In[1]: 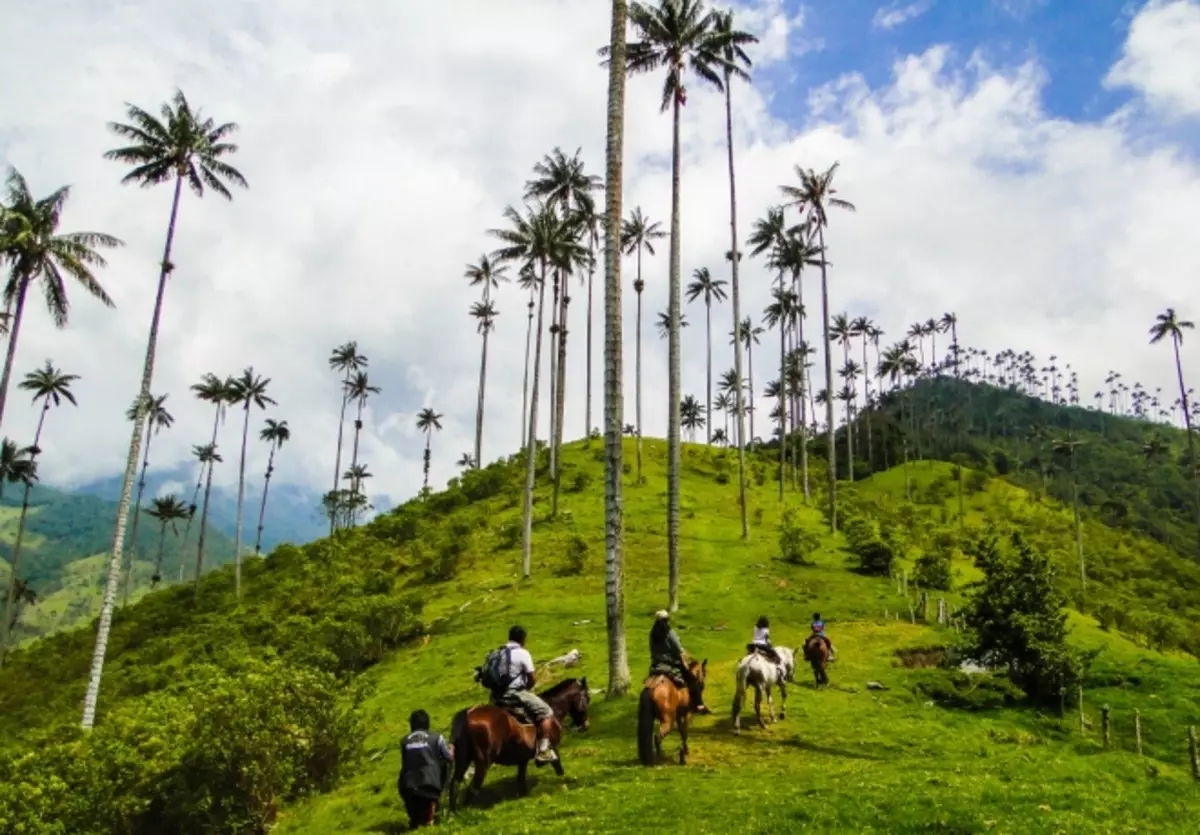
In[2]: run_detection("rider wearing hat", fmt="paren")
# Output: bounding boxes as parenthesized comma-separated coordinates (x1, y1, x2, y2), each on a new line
(648, 610, 710, 714)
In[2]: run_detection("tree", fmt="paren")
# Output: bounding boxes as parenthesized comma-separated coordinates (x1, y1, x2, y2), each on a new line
(86, 90, 247, 730)
(763, 287, 799, 500)
(1052, 433, 1087, 606)
(777, 227, 824, 498)
(780, 162, 856, 533)
(145, 495, 188, 587)
(416, 408, 443, 495)
(941, 311, 959, 377)
(226, 368, 275, 597)
(191, 443, 222, 585)
(254, 418, 290, 555)
(121, 393, 173, 606)
(328, 342, 368, 504)
(342, 371, 380, 523)
(656, 310, 689, 339)
(0, 438, 37, 666)
(456, 452, 476, 469)
(185, 373, 233, 580)
(621, 206, 666, 483)
(831, 313, 855, 478)
(732, 318, 763, 443)
(679, 394, 705, 442)
(343, 464, 373, 516)
(517, 264, 539, 451)
(464, 256, 508, 469)
(0, 168, 118, 431)
(1149, 307, 1200, 557)
(0, 361, 73, 668)
(685, 267, 728, 445)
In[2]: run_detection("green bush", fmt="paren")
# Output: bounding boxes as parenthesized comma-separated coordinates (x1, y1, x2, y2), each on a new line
(568, 468, 593, 493)
(558, 533, 589, 577)
(914, 549, 951, 590)
(779, 507, 820, 565)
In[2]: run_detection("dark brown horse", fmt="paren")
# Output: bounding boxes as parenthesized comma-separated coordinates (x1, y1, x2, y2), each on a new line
(637, 658, 707, 766)
(448, 677, 590, 809)
(803, 635, 830, 687)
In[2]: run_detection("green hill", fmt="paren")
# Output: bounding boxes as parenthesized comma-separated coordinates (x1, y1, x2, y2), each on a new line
(0, 484, 237, 645)
(2, 433, 1199, 834)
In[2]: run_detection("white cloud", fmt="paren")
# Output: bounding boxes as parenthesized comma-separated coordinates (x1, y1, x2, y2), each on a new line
(1106, 0, 1200, 119)
(0, 0, 1199, 510)
(872, 0, 934, 31)
(992, 0, 1047, 20)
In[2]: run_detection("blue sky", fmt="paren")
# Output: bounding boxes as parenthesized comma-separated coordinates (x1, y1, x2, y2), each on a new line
(761, 0, 1138, 124)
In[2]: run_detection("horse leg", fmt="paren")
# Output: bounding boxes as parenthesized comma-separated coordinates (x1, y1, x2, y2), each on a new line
(765, 682, 776, 724)
(754, 686, 766, 729)
(732, 686, 742, 734)
(678, 715, 690, 766)
(516, 761, 530, 796)
(779, 680, 788, 720)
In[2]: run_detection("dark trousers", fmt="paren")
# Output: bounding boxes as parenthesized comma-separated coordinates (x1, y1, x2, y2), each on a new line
(401, 791, 438, 829)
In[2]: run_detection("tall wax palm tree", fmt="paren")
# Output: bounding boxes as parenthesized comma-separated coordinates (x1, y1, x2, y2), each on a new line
(145, 495, 188, 588)
(780, 162, 856, 533)
(227, 367, 275, 598)
(456, 452, 476, 469)
(777, 225, 823, 499)
(343, 370, 380, 512)
(87, 90, 247, 729)
(679, 394, 705, 442)
(465, 255, 509, 469)
(940, 312, 959, 377)
(517, 264, 539, 451)
(714, 8, 757, 539)
(852, 316, 876, 471)
(254, 418, 290, 555)
(602, 0, 632, 696)
(685, 267, 728, 444)
(0, 440, 36, 668)
(620, 206, 665, 482)
(831, 313, 855, 476)
(328, 342, 368, 499)
(416, 408, 443, 494)
(0, 169, 118, 431)
(190, 443, 221, 585)
(343, 464, 373, 520)
(120, 393, 173, 606)
(0, 362, 73, 669)
(184, 373, 233, 577)
(1149, 307, 1200, 555)
(610, 0, 738, 613)
(713, 391, 733, 439)
(491, 202, 585, 577)
(763, 287, 799, 499)
(732, 318, 763, 443)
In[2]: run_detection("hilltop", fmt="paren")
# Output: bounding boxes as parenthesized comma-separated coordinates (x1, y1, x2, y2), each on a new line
(2, 421, 1199, 834)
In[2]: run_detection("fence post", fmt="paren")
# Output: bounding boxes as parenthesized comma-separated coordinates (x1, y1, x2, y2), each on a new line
(1078, 685, 1085, 737)
(1134, 709, 1142, 756)
(937, 598, 946, 625)
(1189, 726, 1199, 782)
(920, 591, 929, 622)
(1102, 705, 1111, 749)
(902, 569, 909, 598)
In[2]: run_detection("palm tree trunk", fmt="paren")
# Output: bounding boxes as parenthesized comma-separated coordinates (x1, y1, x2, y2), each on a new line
(423, 433, 432, 491)
(178, 405, 220, 577)
(0, 278, 31, 432)
(548, 271, 560, 478)
(522, 260, 550, 578)
(666, 83, 683, 614)
(152, 522, 168, 585)
(862, 337, 873, 473)
(747, 338, 756, 445)
(349, 398, 365, 508)
(705, 299, 713, 445)
(0, 399, 48, 669)
(254, 442, 277, 556)
(332, 370, 350, 494)
(818, 226, 837, 533)
(724, 73, 749, 538)
(233, 404, 251, 598)
(796, 273, 810, 502)
(1171, 335, 1200, 558)
(474, 315, 490, 470)
(777, 302, 786, 502)
(120, 417, 155, 607)
(635, 281, 644, 483)
(551, 273, 569, 516)
(522, 295, 534, 452)
(586, 248, 595, 446)
(602, 0, 630, 697)
(83, 172, 183, 731)
(195, 459, 216, 584)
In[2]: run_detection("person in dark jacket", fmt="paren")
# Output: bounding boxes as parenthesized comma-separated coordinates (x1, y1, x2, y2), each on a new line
(648, 610, 710, 714)
(397, 709, 454, 828)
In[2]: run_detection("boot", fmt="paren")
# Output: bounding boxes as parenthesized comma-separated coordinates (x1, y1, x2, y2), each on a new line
(534, 735, 558, 763)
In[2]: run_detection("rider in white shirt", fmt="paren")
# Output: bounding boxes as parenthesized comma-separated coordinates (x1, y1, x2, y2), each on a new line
(491, 625, 557, 763)
(748, 615, 782, 664)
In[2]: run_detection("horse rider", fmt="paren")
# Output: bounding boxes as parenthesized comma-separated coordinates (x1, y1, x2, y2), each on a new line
(747, 615, 782, 665)
(649, 610, 710, 715)
(397, 709, 454, 828)
(485, 624, 558, 763)
(810, 612, 837, 661)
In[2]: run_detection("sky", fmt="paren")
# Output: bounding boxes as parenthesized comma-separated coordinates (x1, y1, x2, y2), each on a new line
(1, 0, 1199, 506)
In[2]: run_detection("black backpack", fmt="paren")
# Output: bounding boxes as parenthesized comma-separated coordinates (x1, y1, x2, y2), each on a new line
(475, 646, 514, 693)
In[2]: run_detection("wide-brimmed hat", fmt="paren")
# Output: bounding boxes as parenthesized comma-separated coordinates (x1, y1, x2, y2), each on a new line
(654, 610, 670, 621)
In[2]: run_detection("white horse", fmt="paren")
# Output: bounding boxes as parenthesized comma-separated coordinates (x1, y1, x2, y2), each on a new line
(731, 646, 795, 733)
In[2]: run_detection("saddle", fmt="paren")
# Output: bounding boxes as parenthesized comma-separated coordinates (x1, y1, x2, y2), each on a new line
(490, 695, 534, 726)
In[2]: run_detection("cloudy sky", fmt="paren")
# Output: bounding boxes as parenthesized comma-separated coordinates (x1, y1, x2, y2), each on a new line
(1, 0, 1199, 505)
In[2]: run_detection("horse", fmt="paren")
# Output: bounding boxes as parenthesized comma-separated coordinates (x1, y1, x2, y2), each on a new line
(636, 658, 707, 766)
(448, 677, 590, 809)
(803, 635, 831, 687)
(731, 646, 795, 733)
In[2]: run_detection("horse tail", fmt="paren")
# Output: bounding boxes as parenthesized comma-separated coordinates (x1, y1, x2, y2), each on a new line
(637, 688, 657, 766)
(732, 658, 748, 719)
(450, 708, 471, 770)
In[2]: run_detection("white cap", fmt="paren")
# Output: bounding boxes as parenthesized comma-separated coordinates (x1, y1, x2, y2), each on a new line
(654, 610, 670, 621)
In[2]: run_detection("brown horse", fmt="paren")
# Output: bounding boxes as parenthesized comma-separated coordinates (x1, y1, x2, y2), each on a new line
(803, 635, 830, 686)
(448, 677, 590, 809)
(637, 658, 707, 766)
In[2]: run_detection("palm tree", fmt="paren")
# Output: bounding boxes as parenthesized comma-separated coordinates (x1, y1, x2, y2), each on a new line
(0, 169, 118, 431)
(714, 7, 756, 539)
(328, 342, 368, 501)
(490, 202, 585, 577)
(145, 495, 188, 588)
(343, 371, 380, 518)
(184, 373, 233, 580)
(343, 464, 373, 518)
(190, 443, 222, 585)
(733, 318, 764, 443)
(416, 408, 444, 494)
(465, 256, 508, 469)
(776, 227, 823, 499)
(226, 368, 275, 596)
(1149, 307, 1200, 556)
(763, 287, 799, 499)
(852, 316, 876, 471)
(121, 393, 173, 606)
(685, 267, 728, 445)
(602, 0, 632, 697)
(831, 313, 855, 477)
(713, 391, 733, 439)
(780, 162, 856, 533)
(680, 395, 705, 442)
(656, 310, 689, 339)
(457, 452, 476, 469)
(612, 0, 738, 613)
(0, 439, 36, 669)
(86, 90, 247, 729)
(940, 312, 959, 377)
(620, 206, 666, 483)
(0, 362, 74, 669)
(517, 264, 539, 451)
(254, 418, 290, 555)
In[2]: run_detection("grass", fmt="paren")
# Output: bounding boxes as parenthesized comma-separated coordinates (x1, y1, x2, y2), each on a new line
(273, 440, 1200, 834)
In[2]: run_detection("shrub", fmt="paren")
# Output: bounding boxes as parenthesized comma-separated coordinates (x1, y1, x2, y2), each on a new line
(496, 521, 521, 550)
(779, 507, 821, 565)
(714, 471, 730, 485)
(843, 515, 894, 575)
(914, 549, 952, 590)
(965, 469, 990, 494)
(568, 468, 593, 494)
(558, 533, 589, 577)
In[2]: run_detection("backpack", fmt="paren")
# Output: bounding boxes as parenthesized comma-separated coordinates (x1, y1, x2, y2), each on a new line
(476, 646, 515, 693)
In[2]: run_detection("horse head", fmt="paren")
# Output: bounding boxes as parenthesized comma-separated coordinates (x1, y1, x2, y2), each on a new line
(569, 677, 591, 730)
(544, 677, 591, 731)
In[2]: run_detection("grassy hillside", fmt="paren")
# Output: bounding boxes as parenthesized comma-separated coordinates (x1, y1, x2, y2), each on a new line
(2, 436, 1199, 834)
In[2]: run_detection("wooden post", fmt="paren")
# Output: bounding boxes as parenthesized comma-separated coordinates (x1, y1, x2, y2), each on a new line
(1078, 685, 1085, 737)
(1101, 705, 1111, 749)
(1189, 726, 1199, 781)
(908, 602, 916, 624)
(937, 598, 946, 625)
(1134, 709, 1142, 756)
(920, 591, 928, 622)
(902, 569, 909, 598)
